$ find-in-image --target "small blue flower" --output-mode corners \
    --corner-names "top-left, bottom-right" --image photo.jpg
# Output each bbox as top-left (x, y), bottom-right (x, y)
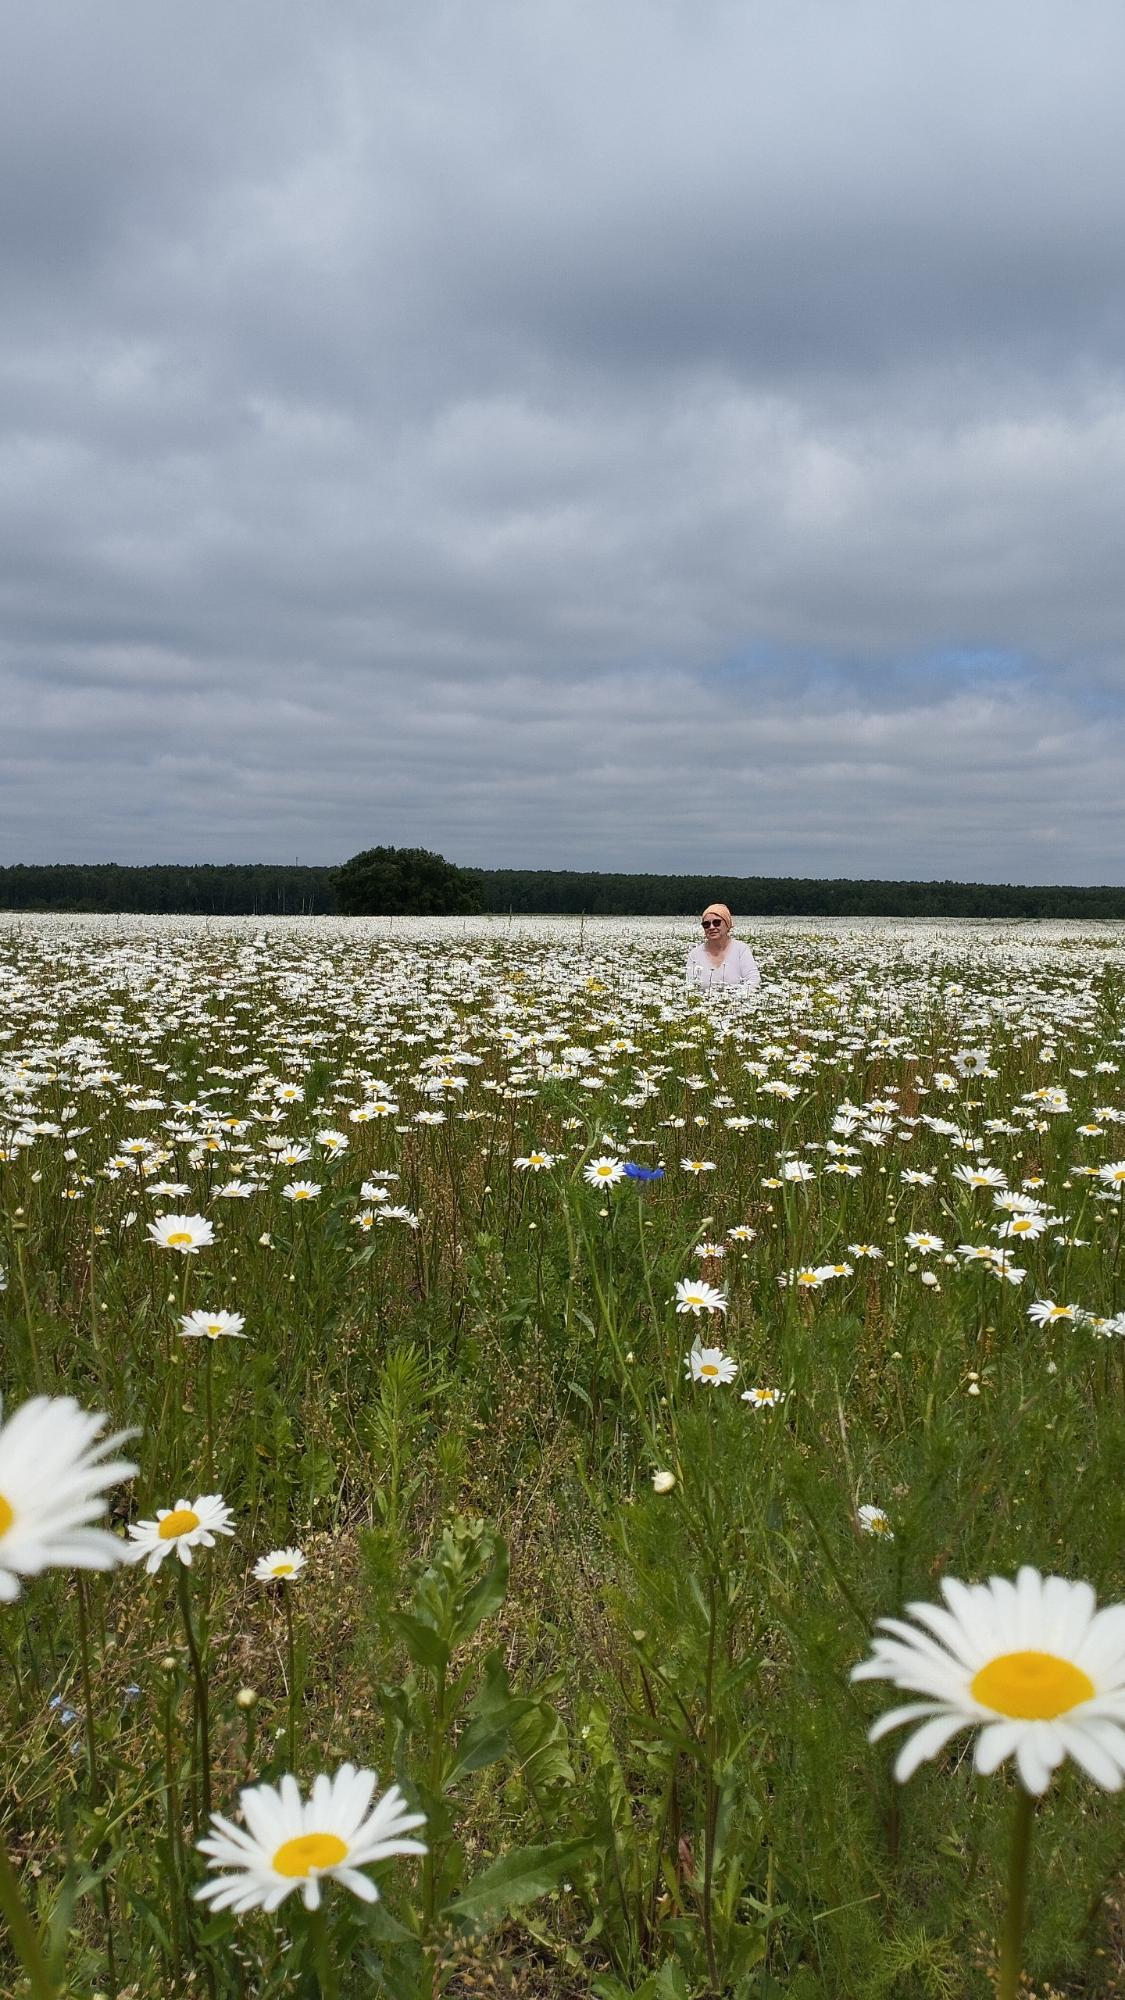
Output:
top-left (624, 1163), bottom-right (664, 1181)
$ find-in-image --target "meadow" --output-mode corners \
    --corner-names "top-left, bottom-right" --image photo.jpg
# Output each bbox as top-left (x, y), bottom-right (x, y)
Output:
top-left (1, 911), bottom-right (1123, 2000)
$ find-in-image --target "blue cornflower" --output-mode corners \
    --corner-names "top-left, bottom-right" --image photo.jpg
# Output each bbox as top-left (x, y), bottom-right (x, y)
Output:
top-left (624, 1163), bottom-right (664, 1181)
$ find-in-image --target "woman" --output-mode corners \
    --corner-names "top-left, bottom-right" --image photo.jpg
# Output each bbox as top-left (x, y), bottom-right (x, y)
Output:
top-left (685, 903), bottom-right (761, 992)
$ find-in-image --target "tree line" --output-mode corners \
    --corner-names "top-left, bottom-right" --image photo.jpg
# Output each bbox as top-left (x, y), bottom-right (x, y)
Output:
top-left (2, 858), bottom-right (1125, 918)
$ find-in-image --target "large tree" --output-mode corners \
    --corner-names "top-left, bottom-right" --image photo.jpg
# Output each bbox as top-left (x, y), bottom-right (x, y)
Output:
top-left (330, 845), bottom-right (482, 915)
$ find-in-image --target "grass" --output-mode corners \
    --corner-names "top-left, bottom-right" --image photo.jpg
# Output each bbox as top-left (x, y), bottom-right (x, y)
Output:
top-left (0, 910), bottom-right (1123, 1998)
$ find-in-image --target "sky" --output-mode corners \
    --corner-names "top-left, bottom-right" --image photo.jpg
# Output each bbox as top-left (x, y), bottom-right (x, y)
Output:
top-left (3, 0), bottom-right (1125, 884)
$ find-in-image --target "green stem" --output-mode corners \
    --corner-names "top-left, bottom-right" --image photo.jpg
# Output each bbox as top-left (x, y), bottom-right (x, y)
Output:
top-left (421, 1661), bottom-right (447, 1932)
top-left (0, 1834), bottom-right (54, 2000)
top-left (285, 1590), bottom-right (298, 1775)
top-left (75, 1579), bottom-right (102, 1805)
top-left (308, 1906), bottom-right (339, 2000)
top-left (203, 1343), bottom-right (215, 1489)
top-left (176, 1564), bottom-right (212, 1823)
top-left (700, 1570), bottom-right (721, 1995)
top-left (162, 1673), bottom-right (185, 1987)
top-left (13, 1235), bottom-right (44, 1394)
top-left (76, 1580), bottom-right (118, 1995)
top-left (997, 1787), bottom-right (1035, 2000)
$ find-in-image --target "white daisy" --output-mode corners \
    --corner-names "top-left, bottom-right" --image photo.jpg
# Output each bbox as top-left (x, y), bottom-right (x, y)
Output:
top-left (0, 1396), bottom-right (137, 1600)
top-left (147, 1213), bottom-right (215, 1254)
top-left (740, 1386), bottom-right (785, 1409)
top-left (673, 1278), bottom-right (728, 1315)
top-left (857, 1504), bottom-right (894, 1540)
top-left (792, 1266), bottom-right (828, 1289)
top-left (998, 1214), bottom-right (1047, 1242)
top-left (126, 1493), bottom-right (235, 1572)
top-left (951, 1163), bottom-right (1008, 1189)
top-left (1026, 1299), bottom-right (1079, 1326)
top-left (583, 1156), bottom-right (625, 1187)
top-left (281, 1180), bottom-right (322, 1202)
top-left (195, 1765), bottom-right (427, 1913)
top-left (852, 1566), bottom-right (1125, 1793)
top-left (253, 1547), bottom-right (306, 1583)
top-left (685, 1344), bottom-right (738, 1386)
top-left (180, 1309), bottom-right (246, 1341)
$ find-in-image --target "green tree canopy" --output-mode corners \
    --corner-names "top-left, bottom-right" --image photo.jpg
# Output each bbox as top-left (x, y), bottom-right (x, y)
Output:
top-left (330, 845), bottom-right (482, 916)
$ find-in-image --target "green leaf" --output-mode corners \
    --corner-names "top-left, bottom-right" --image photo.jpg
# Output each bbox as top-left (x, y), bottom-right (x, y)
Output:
top-left (117, 1890), bottom-right (174, 1958)
top-left (650, 1962), bottom-right (692, 2000)
top-left (388, 1610), bottom-right (449, 1675)
top-left (445, 1711), bottom-right (512, 1783)
top-left (443, 1836), bottom-right (593, 1930)
top-left (450, 1532), bottom-right (509, 1646)
top-left (510, 1691), bottom-right (575, 1804)
top-left (356, 1899), bottom-right (417, 1943)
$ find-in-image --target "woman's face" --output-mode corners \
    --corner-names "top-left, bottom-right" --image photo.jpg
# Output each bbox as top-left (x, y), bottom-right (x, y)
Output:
top-left (701, 908), bottom-right (729, 947)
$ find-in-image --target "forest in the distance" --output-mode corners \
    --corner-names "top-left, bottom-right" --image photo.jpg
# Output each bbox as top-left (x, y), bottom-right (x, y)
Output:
top-left (2, 860), bottom-right (1125, 918)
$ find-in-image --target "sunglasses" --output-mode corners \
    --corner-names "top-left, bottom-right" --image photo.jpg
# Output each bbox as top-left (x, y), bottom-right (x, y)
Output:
top-left (702, 917), bottom-right (726, 929)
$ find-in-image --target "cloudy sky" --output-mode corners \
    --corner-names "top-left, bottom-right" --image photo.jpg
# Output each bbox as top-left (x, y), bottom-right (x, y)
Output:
top-left (4, 1), bottom-right (1125, 882)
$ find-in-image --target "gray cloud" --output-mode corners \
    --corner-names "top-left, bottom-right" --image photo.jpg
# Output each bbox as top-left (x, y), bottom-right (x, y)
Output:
top-left (3, 0), bottom-right (1124, 880)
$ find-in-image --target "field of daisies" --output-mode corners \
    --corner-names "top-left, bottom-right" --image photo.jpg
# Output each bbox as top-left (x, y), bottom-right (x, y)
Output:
top-left (1, 912), bottom-right (1124, 2000)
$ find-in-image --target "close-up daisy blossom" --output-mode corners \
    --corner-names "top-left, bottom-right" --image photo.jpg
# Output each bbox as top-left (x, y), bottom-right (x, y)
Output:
top-left (856, 1504), bottom-right (894, 1539)
top-left (685, 1344), bottom-right (738, 1386)
top-left (254, 1547), bottom-right (306, 1583)
top-left (0, 1396), bottom-right (137, 1600)
top-left (180, 1309), bottom-right (247, 1341)
top-left (673, 1278), bottom-right (728, 1315)
top-left (852, 1566), bottom-right (1125, 1793)
top-left (146, 1213), bottom-right (215, 1254)
top-left (126, 1494), bottom-right (235, 1572)
top-left (195, 1765), bottom-right (427, 1913)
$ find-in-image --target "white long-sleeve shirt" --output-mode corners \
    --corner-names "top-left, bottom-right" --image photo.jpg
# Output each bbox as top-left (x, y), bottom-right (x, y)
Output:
top-left (685, 939), bottom-right (761, 991)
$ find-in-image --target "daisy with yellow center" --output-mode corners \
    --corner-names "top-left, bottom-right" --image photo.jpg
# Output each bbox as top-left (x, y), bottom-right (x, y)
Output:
top-left (853, 1565), bottom-right (1125, 1794)
top-left (999, 1213), bottom-right (1046, 1240)
top-left (685, 1343), bottom-right (738, 1385)
top-left (282, 1180), bottom-right (322, 1202)
top-left (180, 1308), bottom-right (246, 1341)
top-left (856, 1504), bottom-right (894, 1539)
top-left (674, 1278), bottom-right (727, 1315)
top-left (125, 1493), bottom-right (235, 1572)
top-left (195, 1765), bottom-right (426, 1914)
top-left (741, 1385), bottom-right (785, 1409)
top-left (147, 1213), bottom-right (215, 1254)
top-left (0, 1395), bottom-right (137, 1601)
top-left (254, 1546), bottom-right (306, 1583)
top-left (1026, 1299), bottom-right (1078, 1326)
